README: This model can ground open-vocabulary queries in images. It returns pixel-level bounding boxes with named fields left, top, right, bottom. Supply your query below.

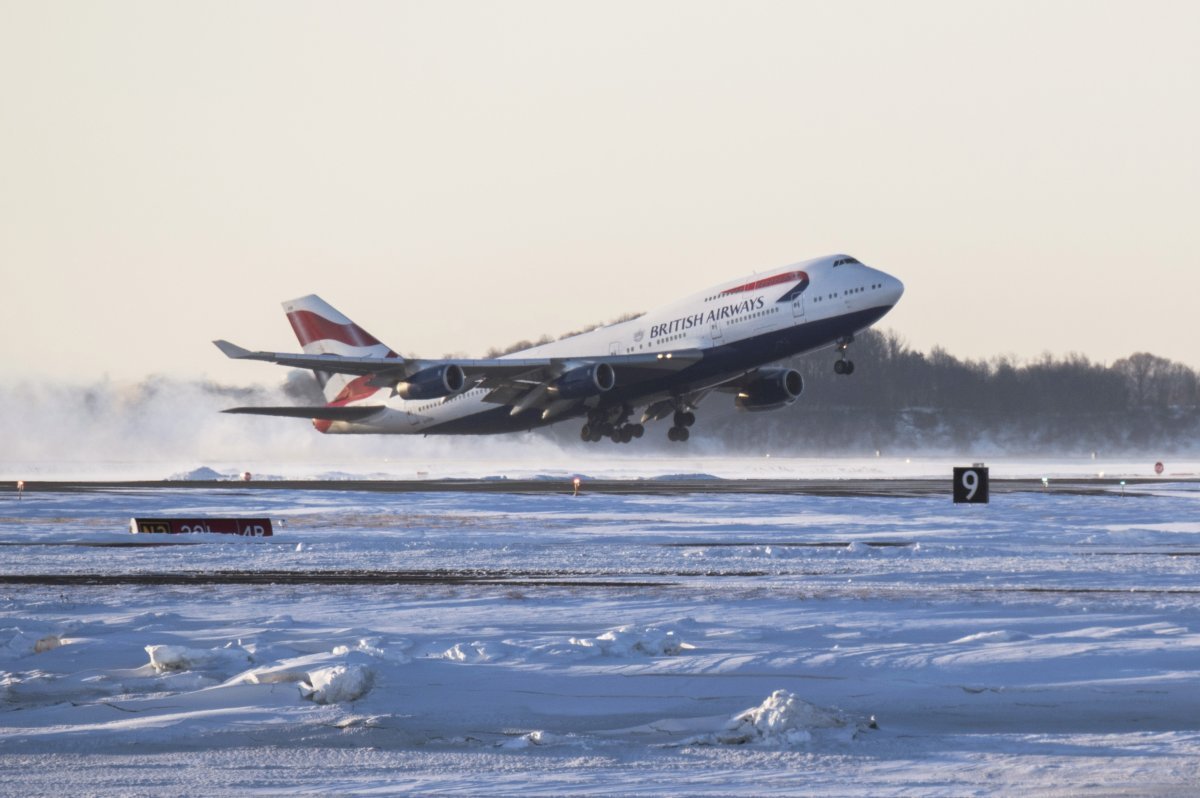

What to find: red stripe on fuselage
left=286, top=310, right=397, bottom=355
left=720, top=270, right=808, bottom=296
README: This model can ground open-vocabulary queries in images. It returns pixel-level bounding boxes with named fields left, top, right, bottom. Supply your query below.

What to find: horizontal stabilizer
left=213, top=339, right=254, bottom=359
left=221, top=405, right=387, bottom=421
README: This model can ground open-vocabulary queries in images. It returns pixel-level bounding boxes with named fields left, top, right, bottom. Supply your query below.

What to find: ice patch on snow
left=683, top=690, right=864, bottom=747
left=952, top=630, right=1031, bottom=645
left=145, top=643, right=253, bottom=673
left=569, top=625, right=694, bottom=657
left=299, top=664, right=374, bottom=704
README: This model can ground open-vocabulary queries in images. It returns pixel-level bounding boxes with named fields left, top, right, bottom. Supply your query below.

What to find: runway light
left=16, top=480, right=25, bottom=500
left=572, top=477, right=582, bottom=496
left=1041, top=477, right=1049, bottom=490
left=1120, top=480, right=1126, bottom=497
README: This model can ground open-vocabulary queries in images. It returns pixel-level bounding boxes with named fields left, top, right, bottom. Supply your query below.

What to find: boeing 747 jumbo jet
left=215, top=254, right=903, bottom=443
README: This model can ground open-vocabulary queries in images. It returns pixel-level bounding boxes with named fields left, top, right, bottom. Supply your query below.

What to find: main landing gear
left=580, top=405, right=644, bottom=444
left=833, top=335, right=855, bottom=376
left=667, top=409, right=695, bottom=442
left=579, top=403, right=696, bottom=443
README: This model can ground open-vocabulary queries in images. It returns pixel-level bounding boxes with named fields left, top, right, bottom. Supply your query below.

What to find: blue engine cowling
left=396, top=364, right=466, bottom=400
left=734, top=368, right=803, bottom=412
left=548, top=363, right=616, bottom=400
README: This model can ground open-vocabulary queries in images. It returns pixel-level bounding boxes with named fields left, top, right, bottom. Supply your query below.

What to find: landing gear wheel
left=619, top=426, right=634, bottom=443
left=834, top=335, right=855, bottom=376
left=631, top=423, right=644, bottom=439
left=589, top=430, right=603, bottom=442
left=676, top=426, right=690, bottom=442
left=673, top=410, right=696, bottom=428
left=668, top=426, right=690, bottom=442
left=580, top=424, right=592, bottom=442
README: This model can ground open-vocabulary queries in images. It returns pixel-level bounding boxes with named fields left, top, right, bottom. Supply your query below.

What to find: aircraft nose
left=869, top=267, right=904, bottom=307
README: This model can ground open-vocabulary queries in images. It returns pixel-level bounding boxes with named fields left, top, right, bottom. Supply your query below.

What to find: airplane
left=215, top=253, right=904, bottom=443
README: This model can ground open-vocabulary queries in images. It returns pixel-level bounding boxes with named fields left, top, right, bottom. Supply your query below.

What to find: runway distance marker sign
left=953, top=467, right=989, bottom=504
left=130, top=518, right=273, bottom=536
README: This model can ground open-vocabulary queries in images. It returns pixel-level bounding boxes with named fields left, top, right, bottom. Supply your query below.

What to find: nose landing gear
left=833, top=335, right=855, bottom=376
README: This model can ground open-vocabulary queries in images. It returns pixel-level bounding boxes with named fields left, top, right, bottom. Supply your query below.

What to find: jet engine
left=396, top=364, right=466, bottom=400
left=734, top=368, right=803, bottom=412
left=548, top=363, right=616, bottom=400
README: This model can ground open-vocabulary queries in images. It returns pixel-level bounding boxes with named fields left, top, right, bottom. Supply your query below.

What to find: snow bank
left=685, top=690, right=865, bottom=747
left=299, top=664, right=374, bottom=704
left=499, top=730, right=584, bottom=749
left=569, top=625, right=693, bottom=657
left=167, top=466, right=229, bottom=481
left=3, top=628, right=69, bottom=659
left=145, top=644, right=252, bottom=673
left=331, top=637, right=410, bottom=663
left=436, top=641, right=509, bottom=662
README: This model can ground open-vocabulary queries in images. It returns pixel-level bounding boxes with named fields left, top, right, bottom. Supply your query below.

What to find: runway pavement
left=3, top=476, right=1191, bottom=497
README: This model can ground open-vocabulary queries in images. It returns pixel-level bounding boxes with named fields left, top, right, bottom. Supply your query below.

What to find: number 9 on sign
left=953, top=467, right=989, bottom=504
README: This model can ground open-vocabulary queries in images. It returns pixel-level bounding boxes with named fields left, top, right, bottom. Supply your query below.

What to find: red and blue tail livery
left=215, top=253, right=903, bottom=443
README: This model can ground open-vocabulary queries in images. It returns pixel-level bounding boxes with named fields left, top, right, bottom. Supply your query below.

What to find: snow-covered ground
left=3, top=465, right=1200, bottom=794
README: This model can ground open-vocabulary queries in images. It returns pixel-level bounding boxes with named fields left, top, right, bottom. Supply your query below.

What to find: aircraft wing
left=213, top=340, right=409, bottom=378
left=215, top=339, right=703, bottom=418
left=214, top=339, right=702, bottom=386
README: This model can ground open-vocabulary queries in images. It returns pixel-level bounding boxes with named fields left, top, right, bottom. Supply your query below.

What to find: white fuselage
left=323, top=254, right=903, bottom=434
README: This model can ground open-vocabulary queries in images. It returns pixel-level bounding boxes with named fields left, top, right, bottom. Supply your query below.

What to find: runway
left=3, top=476, right=1190, bottom=498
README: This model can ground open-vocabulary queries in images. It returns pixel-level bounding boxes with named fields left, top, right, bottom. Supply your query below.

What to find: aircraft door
left=792, top=294, right=805, bottom=320
left=710, top=320, right=723, bottom=345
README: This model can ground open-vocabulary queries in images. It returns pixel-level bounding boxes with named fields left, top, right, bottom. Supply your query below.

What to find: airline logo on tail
left=283, top=295, right=399, bottom=358
left=280, top=296, right=401, bottom=419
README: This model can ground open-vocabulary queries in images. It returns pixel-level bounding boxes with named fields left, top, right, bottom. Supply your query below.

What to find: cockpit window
left=832, top=257, right=860, bottom=267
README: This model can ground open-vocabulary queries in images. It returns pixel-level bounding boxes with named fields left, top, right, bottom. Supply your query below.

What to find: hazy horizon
left=3, top=1, right=1198, bottom=383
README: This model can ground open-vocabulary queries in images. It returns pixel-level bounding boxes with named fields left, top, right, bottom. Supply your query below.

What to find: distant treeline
left=534, top=328, right=1200, bottom=454
left=695, top=329, right=1200, bottom=455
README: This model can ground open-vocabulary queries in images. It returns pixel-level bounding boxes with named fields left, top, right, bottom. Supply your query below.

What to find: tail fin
left=281, top=295, right=400, bottom=403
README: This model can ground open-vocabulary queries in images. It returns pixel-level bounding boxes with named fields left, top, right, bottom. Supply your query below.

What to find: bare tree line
left=697, top=329, right=1200, bottom=454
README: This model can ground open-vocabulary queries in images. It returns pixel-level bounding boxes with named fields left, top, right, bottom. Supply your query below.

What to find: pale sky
left=2, top=1, right=1197, bottom=384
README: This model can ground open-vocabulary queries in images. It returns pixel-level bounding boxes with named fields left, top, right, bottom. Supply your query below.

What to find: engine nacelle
left=548, top=363, right=616, bottom=400
left=396, top=364, right=466, bottom=400
left=734, top=368, right=803, bottom=412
